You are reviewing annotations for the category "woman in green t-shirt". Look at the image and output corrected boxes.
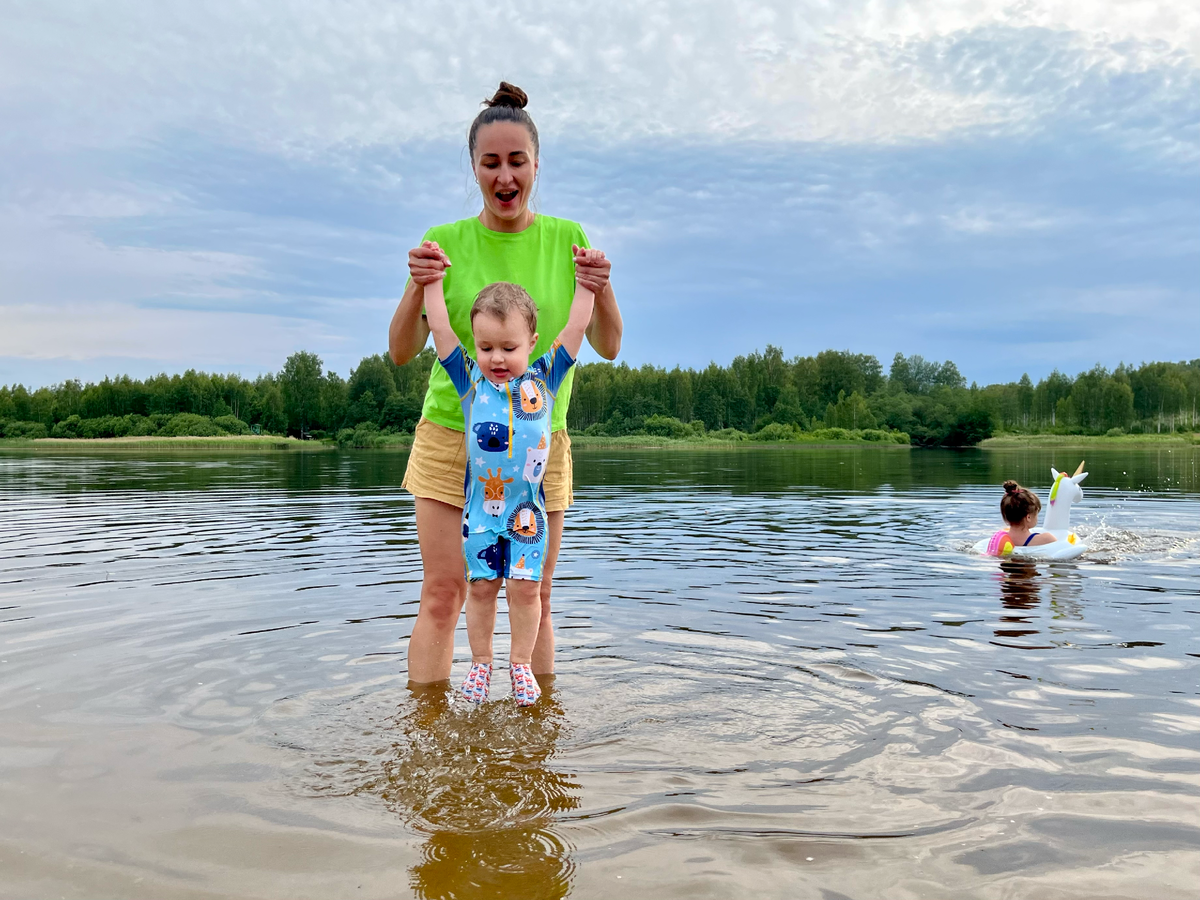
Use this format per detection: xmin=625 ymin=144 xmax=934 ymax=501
xmin=388 ymin=82 xmax=624 ymax=685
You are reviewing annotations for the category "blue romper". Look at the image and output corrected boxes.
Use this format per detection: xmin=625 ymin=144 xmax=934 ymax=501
xmin=439 ymin=342 xmax=575 ymax=582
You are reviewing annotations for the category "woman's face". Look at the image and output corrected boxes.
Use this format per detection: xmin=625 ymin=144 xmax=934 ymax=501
xmin=473 ymin=121 xmax=537 ymax=230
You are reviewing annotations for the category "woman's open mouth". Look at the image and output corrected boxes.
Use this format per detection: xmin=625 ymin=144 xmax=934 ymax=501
xmin=495 ymin=189 xmax=519 ymax=203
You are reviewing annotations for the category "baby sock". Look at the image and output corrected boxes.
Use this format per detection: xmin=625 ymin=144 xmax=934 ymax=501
xmin=509 ymin=663 xmax=541 ymax=707
xmin=461 ymin=662 xmax=492 ymax=703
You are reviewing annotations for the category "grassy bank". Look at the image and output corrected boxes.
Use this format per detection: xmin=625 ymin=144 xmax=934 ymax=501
xmin=10 ymin=435 xmax=332 ymax=450
xmin=981 ymin=432 xmax=1200 ymax=448
xmin=14 ymin=431 xmax=1194 ymax=452
xmin=570 ymin=433 xmax=912 ymax=450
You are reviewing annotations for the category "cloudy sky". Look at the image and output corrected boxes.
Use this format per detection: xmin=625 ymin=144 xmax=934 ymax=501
xmin=2 ymin=0 xmax=1198 ymax=387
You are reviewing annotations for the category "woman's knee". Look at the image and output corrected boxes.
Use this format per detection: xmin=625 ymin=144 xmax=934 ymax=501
xmin=421 ymin=576 xmax=466 ymax=625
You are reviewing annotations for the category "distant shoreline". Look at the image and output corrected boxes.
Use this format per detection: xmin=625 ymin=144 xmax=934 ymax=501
xmin=3 ymin=431 xmax=1198 ymax=451
xmin=5 ymin=435 xmax=333 ymax=450
xmin=980 ymin=433 xmax=1199 ymax=447
xmin=2 ymin=435 xmax=908 ymax=451
xmin=568 ymin=435 xmax=911 ymax=449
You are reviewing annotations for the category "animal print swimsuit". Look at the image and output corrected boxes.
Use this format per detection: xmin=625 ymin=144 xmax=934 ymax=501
xmin=439 ymin=342 xmax=575 ymax=582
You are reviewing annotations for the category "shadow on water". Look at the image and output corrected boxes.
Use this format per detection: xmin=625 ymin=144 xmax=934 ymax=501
xmin=347 ymin=682 xmax=580 ymax=900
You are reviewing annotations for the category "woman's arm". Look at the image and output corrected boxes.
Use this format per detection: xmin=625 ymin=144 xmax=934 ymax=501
xmin=587 ymin=282 xmax=622 ymax=360
xmin=573 ymin=245 xmax=622 ymax=360
xmin=388 ymin=241 xmax=451 ymax=365
xmin=388 ymin=280 xmax=430 ymax=365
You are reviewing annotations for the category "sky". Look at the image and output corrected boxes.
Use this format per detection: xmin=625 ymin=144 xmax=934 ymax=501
xmin=2 ymin=0 xmax=1198 ymax=388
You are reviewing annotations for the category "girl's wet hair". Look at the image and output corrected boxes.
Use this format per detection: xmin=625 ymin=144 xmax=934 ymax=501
xmin=1001 ymin=480 xmax=1041 ymax=524
xmin=471 ymin=282 xmax=538 ymax=336
xmin=468 ymin=82 xmax=539 ymax=160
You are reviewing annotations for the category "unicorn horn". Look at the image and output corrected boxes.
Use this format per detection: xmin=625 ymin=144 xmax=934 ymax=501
xmin=1073 ymin=460 xmax=1085 ymax=477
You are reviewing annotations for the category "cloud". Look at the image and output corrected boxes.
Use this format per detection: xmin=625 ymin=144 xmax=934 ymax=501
xmin=0 ymin=198 xmax=258 ymax=307
xmin=3 ymin=1 xmax=1197 ymax=154
xmin=1 ymin=1 xmax=1197 ymax=388
xmin=0 ymin=301 xmax=342 ymax=367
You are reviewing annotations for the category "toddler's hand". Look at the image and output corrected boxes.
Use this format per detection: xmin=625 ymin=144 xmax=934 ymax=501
xmin=409 ymin=240 xmax=451 ymax=285
xmin=573 ymin=244 xmax=609 ymax=293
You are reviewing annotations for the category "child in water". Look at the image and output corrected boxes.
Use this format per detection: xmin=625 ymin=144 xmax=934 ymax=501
xmin=986 ymin=480 xmax=1058 ymax=556
xmin=420 ymin=241 xmax=602 ymax=705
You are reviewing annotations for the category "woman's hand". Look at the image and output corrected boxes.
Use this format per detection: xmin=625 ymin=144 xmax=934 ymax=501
xmin=572 ymin=244 xmax=609 ymax=294
xmin=409 ymin=241 xmax=451 ymax=285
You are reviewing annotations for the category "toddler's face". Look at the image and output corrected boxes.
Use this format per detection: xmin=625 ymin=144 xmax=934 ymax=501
xmin=472 ymin=312 xmax=538 ymax=385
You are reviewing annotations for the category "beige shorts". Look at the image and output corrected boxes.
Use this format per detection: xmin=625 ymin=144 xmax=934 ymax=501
xmin=402 ymin=417 xmax=574 ymax=512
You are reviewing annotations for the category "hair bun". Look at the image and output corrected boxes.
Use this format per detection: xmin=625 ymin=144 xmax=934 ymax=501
xmin=485 ymin=81 xmax=528 ymax=109
xmin=1003 ymin=480 xmax=1020 ymax=494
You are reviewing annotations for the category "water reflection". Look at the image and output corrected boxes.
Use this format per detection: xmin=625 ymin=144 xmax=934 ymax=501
xmin=2 ymin=446 xmax=1199 ymax=899
xmin=997 ymin=559 xmax=1042 ymax=611
xmin=376 ymin=683 xmax=579 ymax=900
xmin=992 ymin=560 xmax=1043 ymax=645
xmin=992 ymin=562 xmax=1088 ymax=651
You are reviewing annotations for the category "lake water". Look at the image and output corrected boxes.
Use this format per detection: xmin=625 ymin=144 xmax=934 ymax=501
xmin=1 ymin=445 xmax=1198 ymax=899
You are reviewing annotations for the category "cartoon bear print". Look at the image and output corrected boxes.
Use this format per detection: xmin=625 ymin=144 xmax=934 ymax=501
xmin=477 ymin=541 xmax=504 ymax=577
xmin=523 ymin=433 xmax=549 ymax=484
xmin=473 ymin=421 xmax=508 ymax=453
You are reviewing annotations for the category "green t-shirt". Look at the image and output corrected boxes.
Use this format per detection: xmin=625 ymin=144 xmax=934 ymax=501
xmin=417 ymin=215 xmax=589 ymax=433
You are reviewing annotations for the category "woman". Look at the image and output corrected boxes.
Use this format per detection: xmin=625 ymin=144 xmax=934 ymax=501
xmin=389 ymin=82 xmax=623 ymax=684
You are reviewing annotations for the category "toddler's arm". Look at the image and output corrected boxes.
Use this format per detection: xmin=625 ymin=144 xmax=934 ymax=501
xmin=417 ymin=241 xmax=457 ymax=359
xmin=556 ymin=246 xmax=601 ymax=359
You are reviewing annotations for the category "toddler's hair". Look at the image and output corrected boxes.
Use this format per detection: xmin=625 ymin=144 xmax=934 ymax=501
xmin=1001 ymin=480 xmax=1041 ymax=524
xmin=471 ymin=282 xmax=538 ymax=336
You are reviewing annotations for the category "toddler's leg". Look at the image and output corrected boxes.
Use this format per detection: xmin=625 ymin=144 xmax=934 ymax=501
xmin=505 ymin=578 xmax=543 ymax=706
xmin=466 ymin=578 xmax=500 ymax=664
xmin=461 ymin=578 xmax=500 ymax=703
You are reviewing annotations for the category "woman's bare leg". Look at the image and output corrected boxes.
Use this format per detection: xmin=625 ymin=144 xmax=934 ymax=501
xmin=531 ymin=511 xmax=564 ymax=676
xmin=465 ymin=579 xmax=500 ymax=663
xmin=505 ymin=578 xmax=543 ymax=666
xmin=407 ymin=497 xmax=467 ymax=683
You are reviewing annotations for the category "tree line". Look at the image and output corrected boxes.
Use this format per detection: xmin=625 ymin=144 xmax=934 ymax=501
xmin=2 ymin=347 xmax=1198 ymax=446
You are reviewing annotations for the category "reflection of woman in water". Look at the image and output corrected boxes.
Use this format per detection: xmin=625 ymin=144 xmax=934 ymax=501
xmin=385 ymin=685 xmax=580 ymax=900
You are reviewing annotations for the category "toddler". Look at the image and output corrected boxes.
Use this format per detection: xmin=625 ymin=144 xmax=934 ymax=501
xmin=985 ymin=480 xmax=1058 ymax=556
xmin=420 ymin=242 xmax=601 ymax=705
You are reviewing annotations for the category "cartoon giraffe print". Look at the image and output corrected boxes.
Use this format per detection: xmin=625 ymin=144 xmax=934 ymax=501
xmin=479 ymin=468 xmax=513 ymax=517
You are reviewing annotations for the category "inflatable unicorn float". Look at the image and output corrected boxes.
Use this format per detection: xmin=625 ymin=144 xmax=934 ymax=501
xmin=973 ymin=461 xmax=1089 ymax=560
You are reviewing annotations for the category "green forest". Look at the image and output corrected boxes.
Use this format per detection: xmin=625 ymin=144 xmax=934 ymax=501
xmin=2 ymin=347 xmax=1199 ymax=447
